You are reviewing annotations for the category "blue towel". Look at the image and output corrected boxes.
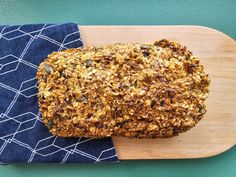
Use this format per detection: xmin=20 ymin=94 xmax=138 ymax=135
xmin=0 ymin=23 xmax=118 ymax=163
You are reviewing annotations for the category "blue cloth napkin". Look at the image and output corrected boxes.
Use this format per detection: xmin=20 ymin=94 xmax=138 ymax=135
xmin=0 ymin=23 xmax=118 ymax=163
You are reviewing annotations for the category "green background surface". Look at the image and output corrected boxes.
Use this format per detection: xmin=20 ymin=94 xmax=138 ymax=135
xmin=0 ymin=0 xmax=235 ymax=177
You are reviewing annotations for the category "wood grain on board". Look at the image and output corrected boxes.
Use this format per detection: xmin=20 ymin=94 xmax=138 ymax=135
xmin=80 ymin=26 xmax=236 ymax=159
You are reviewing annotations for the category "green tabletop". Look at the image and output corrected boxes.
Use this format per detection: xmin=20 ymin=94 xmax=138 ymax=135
xmin=0 ymin=1 xmax=235 ymax=177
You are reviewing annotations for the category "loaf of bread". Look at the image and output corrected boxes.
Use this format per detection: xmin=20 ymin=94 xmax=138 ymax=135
xmin=37 ymin=39 xmax=210 ymax=138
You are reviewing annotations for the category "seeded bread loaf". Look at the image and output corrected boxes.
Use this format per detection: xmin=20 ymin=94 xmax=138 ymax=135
xmin=37 ymin=39 xmax=210 ymax=138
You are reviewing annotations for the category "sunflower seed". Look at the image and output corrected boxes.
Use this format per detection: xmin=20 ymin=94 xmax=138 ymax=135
xmin=140 ymin=44 xmax=151 ymax=49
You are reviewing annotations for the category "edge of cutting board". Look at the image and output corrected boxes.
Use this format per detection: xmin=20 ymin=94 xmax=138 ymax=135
xmin=79 ymin=25 xmax=236 ymax=45
xmin=79 ymin=25 xmax=236 ymax=159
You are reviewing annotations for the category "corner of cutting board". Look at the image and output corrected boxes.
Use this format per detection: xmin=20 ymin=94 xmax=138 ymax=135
xmin=194 ymin=144 xmax=236 ymax=159
xmin=185 ymin=25 xmax=236 ymax=43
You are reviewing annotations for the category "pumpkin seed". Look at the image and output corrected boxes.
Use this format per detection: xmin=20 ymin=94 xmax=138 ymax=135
xmin=78 ymin=95 xmax=87 ymax=102
xmin=85 ymin=58 xmax=92 ymax=68
xmin=43 ymin=64 xmax=53 ymax=74
xmin=48 ymin=120 xmax=53 ymax=129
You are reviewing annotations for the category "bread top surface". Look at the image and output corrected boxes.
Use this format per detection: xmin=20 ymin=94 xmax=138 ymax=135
xmin=37 ymin=39 xmax=210 ymax=138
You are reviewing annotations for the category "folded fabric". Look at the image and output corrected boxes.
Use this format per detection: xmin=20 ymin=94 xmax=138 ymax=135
xmin=0 ymin=23 xmax=118 ymax=163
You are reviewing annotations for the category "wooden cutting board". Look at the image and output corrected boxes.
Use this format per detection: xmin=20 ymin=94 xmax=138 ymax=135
xmin=79 ymin=26 xmax=236 ymax=159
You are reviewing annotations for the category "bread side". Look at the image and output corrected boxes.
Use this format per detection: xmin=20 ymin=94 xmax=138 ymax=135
xmin=37 ymin=39 xmax=210 ymax=138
